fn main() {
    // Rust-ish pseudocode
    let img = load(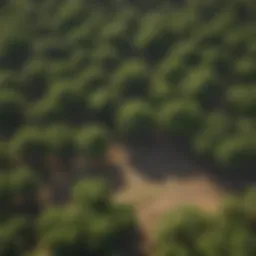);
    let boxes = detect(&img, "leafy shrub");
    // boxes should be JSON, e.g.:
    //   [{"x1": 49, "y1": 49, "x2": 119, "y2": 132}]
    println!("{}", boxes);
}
[
  {"x1": 88, "y1": 88, "x2": 117, "y2": 127},
  {"x1": 53, "y1": 0, "x2": 87, "y2": 33},
  {"x1": 0, "y1": 36, "x2": 31, "y2": 70},
  {"x1": 226, "y1": 85, "x2": 256, "y2": 116},
  {"x1": 214, "y1": 134, "x2": 256, "y2": 169},
  {"x1": 156, "y1": 188, "x2": 256, "y2": 256},
  {"x1": 100, "y1": 21, "x2": 133, "y2": 56},
  {"x1": 111, "y1": 59, "x2": 149, "y2": 99},
  {"x1": 0, "y1": 172, "x2": 11, "y2": 215},
  {"x1": 38, "y1": 179, "x2": 138, "y2": 256},
  {"x1": 91, "y1": 45, "x2": 120, "y2": 72},
  {"x1": 19, "y1": 59, "x2": 49, "y2": 100},
  {"x1": 156, "y1": 206, "x2": 212, "y2": 256},
  {"x1": 76, "y1": 125, "x2": 110, "y2": 159},
  {"x1": 235, "y1": 118, "x2": 256, "y2": 135},
  {"x1": 46, "y1": 125, "x2": 76, "y2": 160},
  {"x1": 69, "y1": 49, "x2": 91, "y2": 73},
  {"x1": 76, "y1": 66, "x2": 106, "y2": 96},
  {"x1": 0, "y1": 142, "x2": 11, "y2": 170},
  {"x1": 72, "y1": 179, "x2": 110, "y2": 211},
  {"x1": 159, "y1": 100, "x2": 204, "y2": 138},
  {"x1": 193, "y1": 112, "x2": 233, "y2": 157},
  {"x1": 10, "y1": 127, "x2": 50, "y2": 167},
  {"x1": 116, "y1": 100, "x2": 156, "y2": 140},
  {"x1": 10, "y1": 168, "x2": 38, "y2": 201},
  {"x1": 29, "y1": 83, "x2": 87, "y2": 125},
  {"x1": 0, "y1": 217, "x2": 33, "y2": 256},
  {"x1": 0, "y1": 89, "x2": 25, "y2": 137},
  {"x1": 135, "y1": 12, "x2": 175, "y2": 63},
  {"x1": 233, "y1": 57, "x2": 256, "y2": 82},
  {"x1": 149, "y1": 79, "x2": 178, "y2": 107},
  {"x1": 157, "y1": 51, "x2": 188, "y2": 85},
  {"x1": 34, "y1": 37, "x2": 71, "y2": 59},
  {"x1": 181, "y1": 66, "x2": 221, "y2": 108}
]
